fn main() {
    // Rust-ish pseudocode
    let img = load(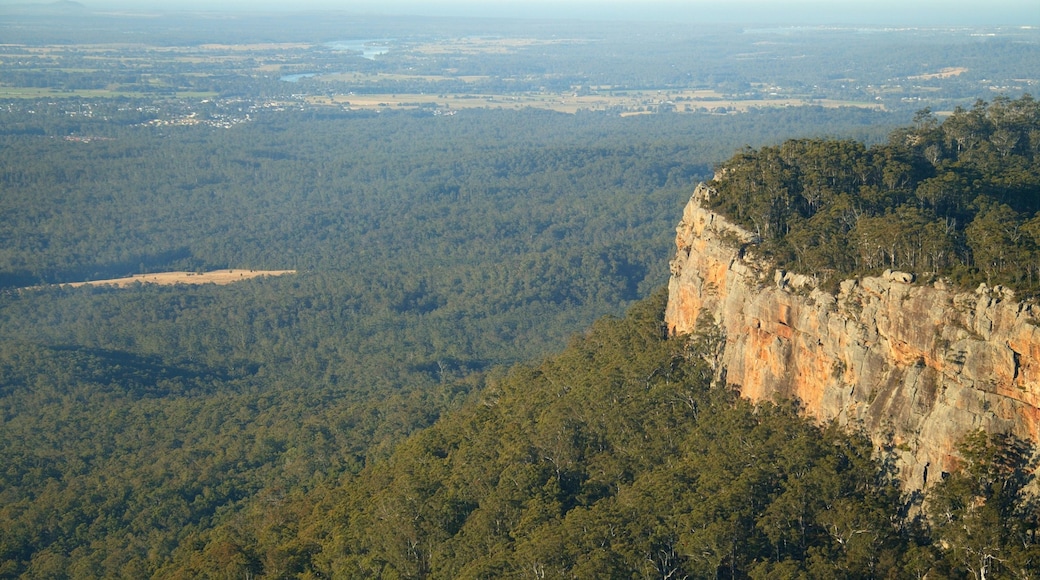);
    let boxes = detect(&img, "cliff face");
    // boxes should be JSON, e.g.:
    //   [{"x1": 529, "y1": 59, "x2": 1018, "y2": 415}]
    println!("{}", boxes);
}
[{"x1": 666, "y1": 183, "x2": 1040, "y2": 486}]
